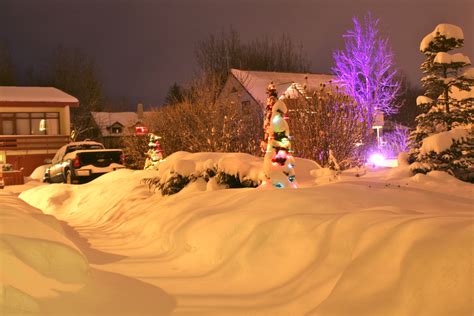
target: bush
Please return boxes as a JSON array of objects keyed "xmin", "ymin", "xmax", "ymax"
[
  {"xmin": 289, "ymin": 84, "xmax": 368, "ymax": 168},
  {"xmin": 142, "ymin": 152, "xmax": 262, "ymax": 195}
]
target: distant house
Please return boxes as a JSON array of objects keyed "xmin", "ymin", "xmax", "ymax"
[
  {"xmin": 91, "ymin": 104, "xmax": 148, "ymax": 148},
  {"xmin": 220, "ymin": 68, "xmax": 336, "ymax": 109},
  {"xmin": 0, "ymin": 86, "xmax": 78, "ymax": 175}
]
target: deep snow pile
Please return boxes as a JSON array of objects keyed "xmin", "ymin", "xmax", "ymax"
[
  {"xmin": 28, "ymin": 164, "xmax": 50, "ymax": 181},
  {"xmin": 18, "ymin": 157, "xmax": 474, "ymax": 315},
  {"xmin": 143, "ymin": 151, "xmax": 318, "ymax": 194},
  {"xmin": 0, "ymin": 192, "xmax": 175, "ymax": 315},
  {"xmin": 0, "ymin": 191, "xmax": 87, "ymax": 314}
]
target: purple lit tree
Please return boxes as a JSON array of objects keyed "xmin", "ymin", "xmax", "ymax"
[{"xmin": 333, "ymin": 13, "xmax": 400, "ymax": 129}]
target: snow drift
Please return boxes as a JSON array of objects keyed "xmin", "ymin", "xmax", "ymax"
[{"xmin": 18, "ymin": 155, "xmax": 474, "ymax": 315}]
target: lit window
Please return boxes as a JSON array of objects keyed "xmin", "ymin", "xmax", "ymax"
[{"xmin": 112, "ymin": 127, "xmax": 122, "ymax": 134}]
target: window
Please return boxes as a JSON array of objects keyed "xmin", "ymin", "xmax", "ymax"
[
  {"xmin": 0, "ymin": 112, "xmax": 60, "ymax": 135},
  {"xmin": 241, "ymin": 100, "xmax": 251, "ymax": 114},
  {"xmin": 111, "ymin": 126, "xmax": 122, "ymax": 134},
  {"xmin": 65, "ymin": 143, "xmax": 104, "ymax": 155}
]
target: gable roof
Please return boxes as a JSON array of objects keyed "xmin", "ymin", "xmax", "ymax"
[
  {"xmin": 0, "ymin": 86, "xmax": 79, "ymax": 107},
  {"xmin": 230, "ymin": 69, "xmax": 335, "ymax": 106},
  {"xmin": 91, "ymin": 111, "xmax": 143, "ymax": 136}
]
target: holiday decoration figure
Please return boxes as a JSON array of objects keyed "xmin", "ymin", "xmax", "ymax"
[
  {"xmin": 263, "ymin": 95, "xmax": 297, "ymax": 188},
  {"xmin": 144, "ymin": 133, "xmax": 164, "ymax": 170},
  {"xmin": 261, "ymin": 82, "xmax": 278, "ymax": 153}
]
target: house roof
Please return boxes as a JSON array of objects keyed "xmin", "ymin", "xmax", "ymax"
[
  {"xmin": 0, "ymin": 86, "xmax": 79, "ymax": 107},
  {"xmin": 230, "ymin": 69, "xmax": 335, "ymax": 106},
  {"xmin": 91, "ymin": 111, "xmax": 147, "ymax": 136}
]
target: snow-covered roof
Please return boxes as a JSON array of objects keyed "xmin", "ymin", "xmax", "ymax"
[
  {"xmin": 420, "ymin": 24, "xmax": 464, "ymax": 52},
  {"xmin": 230, "ymin": 69, "xmax": 335, "ymax": 106},
  {"xmin": 0, "ymin": 86, "xmax": 79, "ymax": 106},
  {"xmin": 91, "ymin": 111, "xmax": 147, "ymax": 136}
]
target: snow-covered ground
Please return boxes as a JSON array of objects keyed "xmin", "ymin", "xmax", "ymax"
[{"xmin": 3, "ymin": 153, "xmax": 473, "ymax": 315}]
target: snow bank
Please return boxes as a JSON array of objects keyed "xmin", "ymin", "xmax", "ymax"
[
  {"xmin": 0, "ymin": 191, "xmax": 88, "ymax": 313},
  {"xmin": 420, "ymin": 23, "xmax": 464, "ymax": 52},
  {"xmin": 19, "ymin": 161, "xmax": 474, "ymax": 315},
  {"xmin": 29, "ymin": 164, "xmax": 50, "ymax": 181},
  {"xmin": 420, "ymin": 127, "xmax": 469, "ymax": 154},
  {"xmin": 434, "ymin": 52, "xmax": 471, "ymax": 65},
  {"xmin": 146, "ymin": 151, "xmax": 319, "ymax": 194}
]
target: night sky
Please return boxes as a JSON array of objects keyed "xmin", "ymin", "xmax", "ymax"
[{"xmin": 1, "ymin": 0, "xmax": 473, "ymax": 109}]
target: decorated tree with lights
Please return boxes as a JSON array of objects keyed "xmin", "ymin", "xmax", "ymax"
[
  {"xmin": 263, "ymin": 84, "xmax": 296, "ymax": 188},
  {"xmin": 144, "ymin": 133, "xmax": 164, "ymax": 170},
  {"xmin": 261, "ymin": 82, "xmax": 278, "ymax": 153},
  {"xmin": 409, "ymin": 24, "xmax": 474, "ymax": 181},
  {"xmin": 332, "ymin": 13, "xmax": 400, "ymax": 131}
]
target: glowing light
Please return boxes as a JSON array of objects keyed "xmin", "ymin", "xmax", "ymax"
[
  {"xmin": 135, "ymin": 125, "xmax": 148, "ymax": 135},
  {"xmin": 369, "ymin": 153, "xmax": 385, "ymax": 166},
  {"xmin": 272, "ymin": 115, "xmax": 281, "ymax": 124}
]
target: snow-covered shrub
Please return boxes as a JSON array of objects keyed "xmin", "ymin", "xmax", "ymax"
[{"xmin": 142, "ymin": 152, "xmax": 263, "ymax": 195}]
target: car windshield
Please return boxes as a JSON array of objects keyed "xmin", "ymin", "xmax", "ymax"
[{"xmin": 65, "ymin": 144, "xmax": 103, "ymax": 155}]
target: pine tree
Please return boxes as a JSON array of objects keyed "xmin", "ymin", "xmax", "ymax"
[
  {"xmin": 410, "ymin": 24, "xmax": 474, "ymax": 181},
  {"xmin": 263, "ymin": 84, "xmax": 296, "ymax": 188}
]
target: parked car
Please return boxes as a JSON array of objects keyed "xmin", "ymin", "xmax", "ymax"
[{"xmin": 44, "ymin": 141, "xmax": 125, "ymax": 184}]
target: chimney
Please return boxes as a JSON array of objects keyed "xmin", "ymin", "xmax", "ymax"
[{"xmin": 137, "ymin": 103, "xmax": 144, "ymax": 121}]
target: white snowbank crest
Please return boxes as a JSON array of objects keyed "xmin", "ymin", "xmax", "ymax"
[
  {"xmin": 420, "ymin": 127, "xmax": 469, "ymax": 154},
  {"xmin": 420, "ymin": 23, "xmax": 464, "ymax": 52}
]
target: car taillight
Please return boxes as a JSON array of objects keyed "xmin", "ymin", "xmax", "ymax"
[
  {"xmin": 73, "ymin": 155, "xmax": 81, "ymax": 168},
  {"xmin": 120, "ymin": 153, "xmax": 125, "ymax": 164}
]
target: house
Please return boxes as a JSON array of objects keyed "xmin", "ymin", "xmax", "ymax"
[
  {"xmin": 220, "ymin": 68, "xmax": 336, "ymax": 109},
  {"xmin": 91, "ymin": 104, "xmax": 148, "ymax": 148},
  {"xmin": 221, "ymin": 69, "xmax": 385, "ymax": 143},
  {"xmin": 0, "ymin": 86, "xmax": 78, "ymax": 175}
]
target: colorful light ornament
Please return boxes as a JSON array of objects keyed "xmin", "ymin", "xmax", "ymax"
[{"xmin": 262, "ymin": 83, "xmax": 297, "ymax": 189}]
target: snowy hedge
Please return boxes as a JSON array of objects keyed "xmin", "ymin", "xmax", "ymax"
[{"xmin": 143, "ymin": 152, "xmax": 264, "ymax": 195}]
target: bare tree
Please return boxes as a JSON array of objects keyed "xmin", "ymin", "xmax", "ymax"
[
  {"xmin": 195, "ymin": 28, "xmax": 310, "ymax": 88},
  {"xmin": 0, "ymin": 42, "xmax": 15, "ymax": 85},
  {"xmin": 146, "ymin": 77, "xmax": 263, "ymax": 156},
  {"xmin": 333, "ymin": 13, "xmax": 400, "ymax": 129},
  {"xmin": 289, "ymin": 84, "xmax": 367, "ymax": 168},
  {"xmin": 49, "ymin": 46, "xmax": 103, "ymax": 140}
]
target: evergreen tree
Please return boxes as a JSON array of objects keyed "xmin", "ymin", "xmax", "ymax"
[
  {"xmin": 0, "ymin": 43, "xmax": 15, "ymax": 85},
  {"xmin": 164, "ymin": 82, "xmax": 185, "ymax": 105},
  {"xmin": 410, "ymin": 24, "xmax": 474, "ymax": 181}
]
